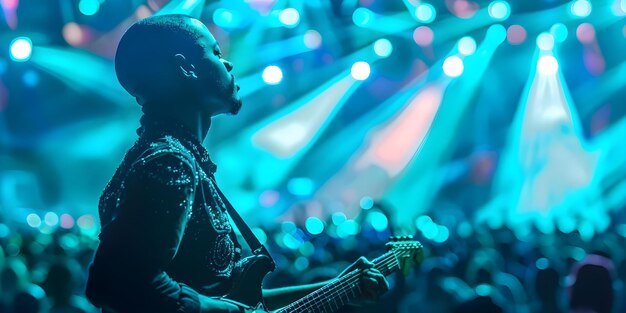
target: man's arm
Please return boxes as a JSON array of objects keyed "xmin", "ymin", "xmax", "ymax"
[
  {"xmin": 86, "ymin": 149, "xmax": 239, "ymax": 313},
  {"xmin": 262, "ymin": 257, "xmax": 389, "ymax": 310}
]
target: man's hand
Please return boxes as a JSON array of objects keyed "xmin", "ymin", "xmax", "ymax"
[
  {"xmin": 199, "ymin": 296, "xmax": 246, "ymax": 313},
  {"xmin": 339, "ymin": 257, "xmax": 389, "ymax": 303}
]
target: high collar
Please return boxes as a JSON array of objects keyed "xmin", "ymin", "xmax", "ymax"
[{"xmin": 139, "ymin": 116, "xmax": 218, "ymax": 174}]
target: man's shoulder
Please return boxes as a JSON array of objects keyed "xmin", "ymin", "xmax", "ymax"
[{"xmin": 133, "ymin": 135, "xmax": 197, "ymax": 169}]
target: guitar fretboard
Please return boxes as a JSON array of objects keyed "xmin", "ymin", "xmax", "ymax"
[{"xmin": 276, "ymin": 251, "xmax": 400, "ymax": 313}]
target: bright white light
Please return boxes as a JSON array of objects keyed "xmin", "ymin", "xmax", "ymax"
[
  {"xmin": 373, "ymin": 39, "xmax": 393, "ymax": 57},
  {"xmin": 303, "ymin": 30, "xmax": 322, "ymax": 49},
  {"xmin": 352, "ymin": 7, "xmax": 373, "ymax": 26},
  {"xmin": 537, "ymin": 55, "xmax": 559, "ymax": 76},
  {"xmin": 457, "ymin": 36, "xmax": 476, "ymax": 55},
  {"xmin": 488, "ymin": 1, "xmax": 511, "ymax": 20},
  {"xmin": 262, "ymin": 65, "xmax": 283, "ymax": 85},
  {"xmin": 415, "ymin": 3, "xmax": 436, "ymax": 23},
  {"xmin": 279, "ymin": 8, "xmax": 300, "ymax": 27},
  {"xmin": 570, "ymin": 0, "xmax": 592, "ymax": 17},
  {"xmin": 443, "ymin": 56, "xmax": 464, "ymax": 77},
  {"xmin": 10, "ymin": 37, "xmax": 33, "ymax": 62},
  {"xmin": 536, "ymin": 33, "xmax": 555, "ymax": 50},
  {"xmin": 351, "ymin": 61, "xmax": 371, "ymax": 80}
]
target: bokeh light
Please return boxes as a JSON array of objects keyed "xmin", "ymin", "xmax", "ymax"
[
  {"xmin": 457, "ymin": 36, "xmax": 476, "ymax": 56},
  {"xmin": 507, "ymin": 24, "xmax": 527, "ymax": 45},
  {"xmin": 443, "ymin": 56, "xmax": 464, "ymax": 77},
  {"xmin": 77, "ymin": 215, "xmax": 95, "ymax": 230},
  {"xmin": 415, "ymin": 3, "xmax": 436, "ymax": 23},
  {"xmin": 351, "ymin": 61, "xmax": 371, "ymax": 80},
  {"xmin": 262, "ymin": 65, "xmax": 283, "ymax": 85},
  {"xmin": 488, "ymin": 1, "xmax": 511, "ymax": 20},
  {"xmin": 576, "ymin": 23, "xmax": 596, "ymax": 44},
  {"xmin": 551, "ymin": 23, "xmax": 569, "ymax": 43},
  {"xmin": 79, "ymin": 0, "xmax": 100, "ymax": 16},
  {"xmin": 537, "ymin": 55, "xmax": 559, "ymax": 76},
  {"xmin": 287, "ymin": 177, "xmax": 315, "ymax": 196},
  {"xmin": 413, "ymin": 26, "xmax": 434, "ymax": 47},
  {"xmin": 536, "ymin": 32, "xmax": 555, "ymax": 50},
  {"xmin": 60, "ymin": 214, "xmax": 75, "ymax": 229},
  {"xmin": 373, "ymin": 38, "xmax": 393, "ymax": 57},
  {"xmin": 570, "ymin": 0, "xmax": 592, "ymax": 18},
  {"xmin": 352, "ymin": 7, "xmax": 373, "ymax": 26},
  {"xmin": 26, "ymin": 213, "xmax": 41, "ymax": 228},
  {"xmin": 10, "ymin": 37, "xmax": 33, "ymax": 62},
  {"xmin": 359, "ymin": 196, "xmax": 374, "ymax": 210},
  {"xmin": 279, "ymin": 8, "xmax": 300, "ymax": 27},
  {"xmin": 44, "ymin": 212, "xmax": 59, "ymax": 227},
  {"xmin": 303, "ymin": 30, "xmax": 322, "ymax": 49},
  {"xmin": 305, "ymin": 217, "xmax": 325, "ymax": 235},
  {"xmin": 367, "ymin": 211, "xmax": 389, "ymax": 232},
  {"xmin": 213, "ymin": 8, "xmax": 238, "ymax": 28},
  {"xmin": 63, "ymin": 23, "xmax": 86, "ymax": 46}
]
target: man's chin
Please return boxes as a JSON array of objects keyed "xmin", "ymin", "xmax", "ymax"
[{"xmin": 228, "ymin": 99, "xmax": 243, "ymax": 115}]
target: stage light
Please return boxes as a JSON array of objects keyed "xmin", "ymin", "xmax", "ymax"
[
  {"xmin": 22, "ymin": 70, "xmax": 39, "ymax": 87},
  {"xmin": 351, "ymin": 61, "xmax": 371, "ymax": 80},
  {"xmin": 287, "ymin": 177, "xmax": 314, "ymax": 196},
  {"xmin": 536, "ymin": 258, "xmax": 549, "ymax": 270},
  {"xmin": 433, "ymin": 225, "xmax": 449, "ymax": 243},
  {"xmin": 457, "ymin": 36, "xmax": 476, "ymax": 56},
  {"xmin": 305, "ymin": 217, "xmax": 324, "ymax": 235},
  {"xmin": 262, "ymin": 65, "xmax": 283, "ymax": 85},
  {"xmin": 488, "ymin": 1, "xmax": 511, "ymax": 20},
  {"xmin": 213, "ymin": 8, "xmax": 236, "ymax": 28},
  {"xmin": 360, "ymin": 196, "xmax": 374, "ymax": 210},
  {"xmin": 536, "ymin": 32, "xmax": 555, "ymax": 50},
  {"xmin": 303, "ymin": 30, "xmax": 322, "ymax": 49},
  {"xmin": 79, "ymin": 0, "xmax": 101, "ymax": 16},
  {"xmin": 26, "ymin": 213, "xmax": 41, "ymax": 228},
  {"xmin": 487, "ymin": 24, "xmax": 507, "ymax": 44},
  {"xmin": 507, "ymin": 25, "xmax": 527, "ymax": 45},
  {"xmin": 537, "ymin": 55, "xmax": 559, "ymax": 76},
  {"xmin": 77, "ymin": 215, "xmax": 95, "ymax": 230},
  {"xmin": 415, "ymin": 3, "xmax": 436, "ymax": 23},
  {"xmin": 367, "ymin": 211, "xmax": 389, "ymax": 232},
  {"xmin": 413, "ymin": 26, "xmax": 434, "ymax": 47},
  {"xmin": 60, "ymin": 214, "xmax": 75, "ymax": 229},
  {"xmin": 44, "ymin": 212, "xmax": 59, "ymax": 227},
  {"xmin": 352, "ymin": 7, "xmax": 373, "ymax": 26},
  {"xmin": 550, "ymin": 23, "xmax": 569, "ymax": 43},
  {"xmin": 570, "ymin": 0, "xmax": 592, "ymax": 18},
  {"xmin": 443, "ymin": 56, "xmax": 464, "ymax": 77},
  {"xmin": 576, "ymin": 23, "xmax": 595, "ymax": 44},
  {"xmin": 373, "ymin": 38, "xmax": 393, "ymax": 57},
  {"xmin": 10, "ymin": 37, "xmax": 32, "ymax": 62},
  {"xmin": 279, "ymin": 8, "xmax": 300, "ymax": 27}
]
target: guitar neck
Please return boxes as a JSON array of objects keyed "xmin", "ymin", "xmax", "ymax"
[{"xmin": 276, "ymin": 251, "xmax": 400, "ymax": 313}]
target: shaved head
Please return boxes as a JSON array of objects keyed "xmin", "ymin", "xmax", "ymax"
[{"xmin": 115, "ymin": 14, "xmax": 204, "ymax": 100}]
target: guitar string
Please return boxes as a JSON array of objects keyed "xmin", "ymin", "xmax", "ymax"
[
  {"xmin": 281, "ymin": 246, "xmax": 419, "ymax": 313},
  {"xmin": 285, "ymin": 254, "xmax": 400, "ymax": 313},
  {"xmin": 280, "ymin": 251, "xmax": 404, "ymax": 313}
]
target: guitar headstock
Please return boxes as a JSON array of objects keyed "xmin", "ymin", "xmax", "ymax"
[{"xmin": 386, "ymin": 236, "xmax": 424, "ymax": 276}]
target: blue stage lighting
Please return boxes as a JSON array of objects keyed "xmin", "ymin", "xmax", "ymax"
[
  {"xmin": 488, "ymin": 1, "xmax": 511, "ymax": 20},
  {"xmin": 551, "ymin": 23, "xmax": 569, "ymax": 42},
  {"xmin": 443, "ymin": 56, "xmax": 464, "ymax": 77},
  {"xmin": 262, "ymin": 65, "xmax": 283, "ymax": 85},
  {"xmin": 537, "ymin": 55, "xmax": 559, "ymax": 76},
  {"xmin": 352, "ymin": 7, "xmax": 373, "ymax": 26},
  {"xmin": 570, "ymin": 0, "xmax": 592, "ymax": 17},
  {"xmin": 79, "ymin": 0, "xmax": 101, "ymax": 16},
  {"xmin": 351, "ymin": 61, "xmax": 371, "ymax": 80},
  {"xmin": 415, "ymin": 3, "xmax": 436, "ymax": 23},
  {"xmin": 279, "ymin": 8, "xmax": 300, "ymax": 27},
  {"xmin": 536, "ymin": 32, "xmax": 555, "ymax": 50},
  {"xmin": 373, "ymin": 39, "xmax": 393, "ymax": 57},
  {"xmin": 458, "ymin": 36, "xmax": 476, "ymax": 56},
  {"xmin": 305, "ymin": 217, "xmax": 324, "ymax": 235},
  {"xmin": 10, "ymin": 37, "xmax": 32, "ymax": 62},
  {"xmin": 213, "ymin": 8, "xmax": 236, "ymax": 28}
]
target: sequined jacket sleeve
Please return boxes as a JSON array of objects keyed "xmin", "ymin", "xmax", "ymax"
[{"xmin": 86, "ymin": 145, "xmax": 202, "ymax": 313}]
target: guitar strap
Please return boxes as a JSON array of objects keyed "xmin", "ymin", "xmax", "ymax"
[{"xmin": 210, "ymin": 178, "xmax": 277, "ymax": 272}]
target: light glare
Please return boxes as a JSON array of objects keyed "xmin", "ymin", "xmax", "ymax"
[
  {"xmin": 458, "ymin": 36, "xmax": 476, "ymax": 56},
  {"xmin": 373, "ymin": 39, "xmax": 393, "ymax": 57},
  {"xmin": 10, "ymin": 37, "xmax": 33, "ymax": 62},
  {"xmin": 262, "ymin": 65, "xmax": 283, "ymax": 85},
  {"xmin": 443, "ymin": 56, "xmax": 464, "ymax": 77},
  {"xmin": 351, "ymin": 61, "xmax": 371, "ymax": 80},
  {"xmin": 537, "ymin": 55, "xmax": 559, "ymax": 76}
]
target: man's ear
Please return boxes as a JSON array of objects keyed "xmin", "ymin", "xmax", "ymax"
[{"xmin": 174, "ymin": 53, "xmax": 197, "ymax": 79}]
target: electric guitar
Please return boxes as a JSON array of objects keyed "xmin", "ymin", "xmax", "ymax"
[{"xmin": 220, "ymin": 236, "xmax": 424, "ymax": 313}]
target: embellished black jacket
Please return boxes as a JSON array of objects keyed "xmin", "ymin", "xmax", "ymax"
[{"xmin": 86, "ymin": 124, "xmax": 241, "ymax": 313}]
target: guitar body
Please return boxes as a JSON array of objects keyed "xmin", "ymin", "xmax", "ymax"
[{"xmin": 222, "ymin": 254, "xmax": 274, "ymax": 310}]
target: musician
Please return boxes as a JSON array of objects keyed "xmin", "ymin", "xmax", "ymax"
[{"xmin": 85, "ymin": 14, "xmax": 388, "ymax": 313}]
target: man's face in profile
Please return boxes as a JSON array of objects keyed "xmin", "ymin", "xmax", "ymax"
[{"xmin": 187, "ymin": 19, "xmax": 243, "ymax": 116}]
